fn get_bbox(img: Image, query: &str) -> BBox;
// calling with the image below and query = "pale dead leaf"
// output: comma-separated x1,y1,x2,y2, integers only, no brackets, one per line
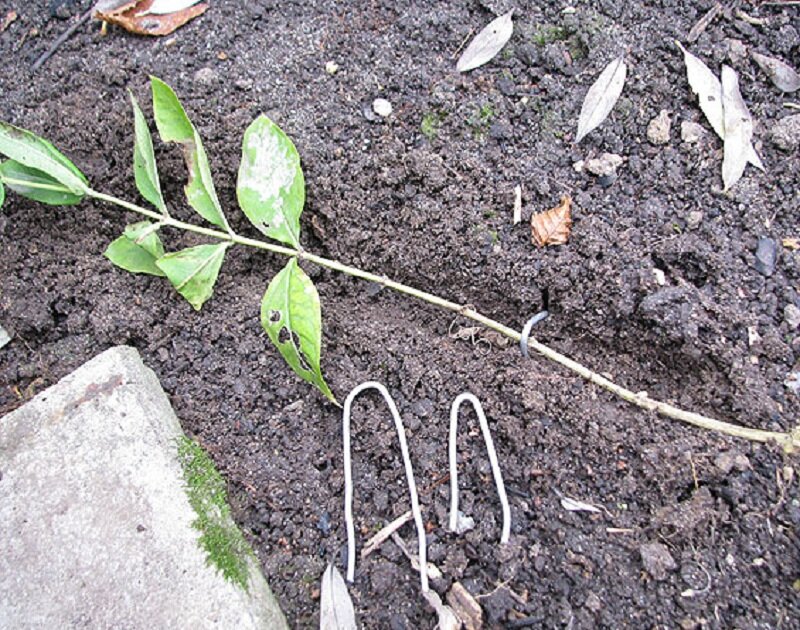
721,65,754,191
138,0,203,15
422,589,460,630
575,56,627,143
447,582,483,630
531,195,572,247
95,0,207,36
456,10,514,73
751,51,800,93
782,237,800,251
319,564,357,630
676,41,763,170
560,496,602,513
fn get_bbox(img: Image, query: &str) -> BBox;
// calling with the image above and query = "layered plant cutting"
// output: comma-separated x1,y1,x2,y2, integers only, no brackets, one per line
0,77,797,450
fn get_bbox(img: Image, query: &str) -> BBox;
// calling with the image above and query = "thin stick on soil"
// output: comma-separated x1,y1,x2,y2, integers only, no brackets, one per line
86,188,800,452
31,9,93,72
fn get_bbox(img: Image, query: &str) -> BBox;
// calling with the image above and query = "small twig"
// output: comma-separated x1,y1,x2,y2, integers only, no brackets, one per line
735,9,769,25
687,2,722,42
449,393,511,544
361,510,413,559
342,382,428,592
451,27,474,59
31,8,93,72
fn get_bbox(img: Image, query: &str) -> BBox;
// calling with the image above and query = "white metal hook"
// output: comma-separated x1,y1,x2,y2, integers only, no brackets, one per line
342,381,429,592
448,393,511,544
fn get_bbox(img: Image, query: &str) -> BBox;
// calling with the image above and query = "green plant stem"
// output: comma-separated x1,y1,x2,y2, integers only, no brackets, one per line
87,188,799,451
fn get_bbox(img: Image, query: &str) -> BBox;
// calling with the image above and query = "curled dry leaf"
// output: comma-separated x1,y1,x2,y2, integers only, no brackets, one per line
575,56,627,143
139,0,204,15
531,195,572,247
319,564,357,630
95,0,208,36
751,51,800,93
675,41,763,170
721,65,754,191
456,10,514,73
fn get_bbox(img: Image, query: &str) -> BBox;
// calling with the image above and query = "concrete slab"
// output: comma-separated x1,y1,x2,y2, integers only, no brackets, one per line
0,346,287,630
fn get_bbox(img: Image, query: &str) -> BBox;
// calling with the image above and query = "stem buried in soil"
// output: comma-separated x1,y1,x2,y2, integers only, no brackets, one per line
87,188,800,452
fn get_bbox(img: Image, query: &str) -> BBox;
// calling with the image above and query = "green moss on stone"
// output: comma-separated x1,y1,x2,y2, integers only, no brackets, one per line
177,436,253,591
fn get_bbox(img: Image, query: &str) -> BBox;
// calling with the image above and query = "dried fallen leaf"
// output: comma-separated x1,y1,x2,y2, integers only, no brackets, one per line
138,0,204,15
560,496,602,513
1,10,17,32
456,10,514,73
319,564,357,630
95,0,207,36
531,195,572,247
447,582,483,630
721,65,754,191
575,56,627,143
422,589,460,630
676,41,763,170
751,51,800,93
783,237,800,251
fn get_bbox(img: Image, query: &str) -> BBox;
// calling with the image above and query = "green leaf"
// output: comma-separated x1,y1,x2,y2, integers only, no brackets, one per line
0,121,88,195
0,178,5,208
261,258,335,402
104,221,167,277
237,115,304,248
156,242,230,311
130,91,167,214
0,160,84,205
150,77,229,231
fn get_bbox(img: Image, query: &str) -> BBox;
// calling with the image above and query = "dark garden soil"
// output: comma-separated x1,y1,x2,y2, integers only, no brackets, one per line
2,0,799,627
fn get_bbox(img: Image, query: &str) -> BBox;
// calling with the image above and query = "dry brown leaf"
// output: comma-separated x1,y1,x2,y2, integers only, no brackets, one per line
446,582,483,630
532,195,572,247
95,0,207,36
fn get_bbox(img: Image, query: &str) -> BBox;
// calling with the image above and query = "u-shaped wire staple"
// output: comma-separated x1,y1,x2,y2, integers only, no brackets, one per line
342,381,429,592
448,393,511,544
520,310,550,358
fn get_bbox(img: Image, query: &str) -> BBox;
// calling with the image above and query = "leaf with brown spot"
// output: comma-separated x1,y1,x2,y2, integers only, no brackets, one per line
531,195,572,247
94,0,207,36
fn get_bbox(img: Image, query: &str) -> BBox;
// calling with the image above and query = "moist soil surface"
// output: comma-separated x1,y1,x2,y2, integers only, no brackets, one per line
1,1,799,628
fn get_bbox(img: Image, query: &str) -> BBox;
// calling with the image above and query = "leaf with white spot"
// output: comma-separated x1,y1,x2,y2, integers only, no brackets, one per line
237,115,304,248
319,564,356,630
721,65,754,191
675,42,763,170
456,10,514,73
751,51,800,93
575,56,627,143
261,258,335,402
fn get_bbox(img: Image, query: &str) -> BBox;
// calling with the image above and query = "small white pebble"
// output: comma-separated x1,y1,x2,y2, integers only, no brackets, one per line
372,98,393,117
653,268,666,286
325,60,339,75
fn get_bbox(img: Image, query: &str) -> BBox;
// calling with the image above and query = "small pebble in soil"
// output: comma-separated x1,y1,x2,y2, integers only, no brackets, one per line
0,325,11,350
584,591,602,613
754,237,778,276
686,210,703,230
647,110,671,145
372,98,393,118
681,121,707,144
325,60,339,75
583,153,624,177
316,511,332,536
714,451,750,474
785,304,800,330
770,115,800,152
725,38,748,67
640,541,677,581
194,67,218,85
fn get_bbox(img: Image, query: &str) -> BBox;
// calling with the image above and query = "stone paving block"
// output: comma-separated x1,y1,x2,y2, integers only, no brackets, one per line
0,346,287,629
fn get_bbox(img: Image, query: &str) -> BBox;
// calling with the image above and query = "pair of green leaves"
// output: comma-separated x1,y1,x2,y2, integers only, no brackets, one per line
105,78,335,402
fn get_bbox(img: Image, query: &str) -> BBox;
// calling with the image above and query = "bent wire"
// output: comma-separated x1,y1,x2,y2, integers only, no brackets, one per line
448,393,511,544
520,310,550,358
342,381,429,592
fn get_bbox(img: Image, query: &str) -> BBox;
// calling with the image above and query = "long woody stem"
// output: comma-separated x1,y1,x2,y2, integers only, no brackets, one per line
87,188,799,451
